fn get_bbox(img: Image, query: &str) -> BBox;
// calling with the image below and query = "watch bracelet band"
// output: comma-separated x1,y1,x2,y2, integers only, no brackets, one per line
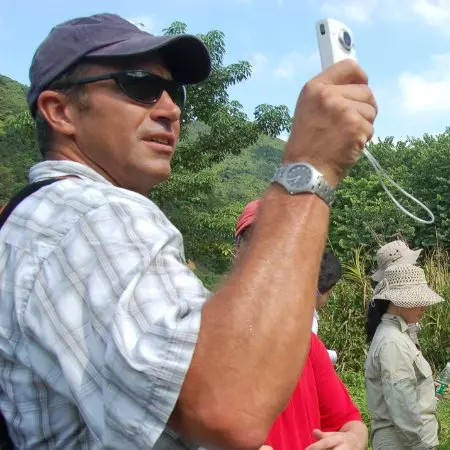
313,176,335,205
272,164,336,206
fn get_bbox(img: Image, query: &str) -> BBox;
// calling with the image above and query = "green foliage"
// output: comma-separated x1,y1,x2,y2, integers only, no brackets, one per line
330,134,450,260
319,246,449,373
254,104,292,138
0,164,15,205
151,22,292,267
175,135,283,271
194,265,225,291
0,110,40,192
0,75,27,122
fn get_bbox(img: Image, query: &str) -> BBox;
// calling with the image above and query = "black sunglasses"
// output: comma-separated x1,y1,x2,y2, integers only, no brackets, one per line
51,70,186,109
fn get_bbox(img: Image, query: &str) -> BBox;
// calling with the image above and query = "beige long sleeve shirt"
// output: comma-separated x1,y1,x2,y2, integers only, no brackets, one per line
365,314,439,450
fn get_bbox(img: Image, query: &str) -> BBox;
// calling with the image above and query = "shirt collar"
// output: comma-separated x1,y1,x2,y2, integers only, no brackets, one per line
29,160,112,185
381,313,409,333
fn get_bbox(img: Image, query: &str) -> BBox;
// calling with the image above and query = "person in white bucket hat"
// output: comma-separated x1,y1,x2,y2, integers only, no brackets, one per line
364,264,444,450
371,240,422,283
372,240,424,347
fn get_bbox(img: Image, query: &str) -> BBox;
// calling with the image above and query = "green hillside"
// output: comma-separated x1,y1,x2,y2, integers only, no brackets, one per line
1,72,450,271
0,75,27,123
0,74,285,263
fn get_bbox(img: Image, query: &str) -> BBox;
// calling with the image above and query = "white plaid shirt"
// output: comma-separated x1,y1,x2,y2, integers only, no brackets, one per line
0,160,210,449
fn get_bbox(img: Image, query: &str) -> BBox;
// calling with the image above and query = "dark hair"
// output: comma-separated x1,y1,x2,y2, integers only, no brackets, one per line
318,251,343,294
35,64,90,157
365,299,390,343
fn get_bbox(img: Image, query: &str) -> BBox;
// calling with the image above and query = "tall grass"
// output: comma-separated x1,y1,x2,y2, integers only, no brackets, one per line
319,245,450,373
321,246,450,448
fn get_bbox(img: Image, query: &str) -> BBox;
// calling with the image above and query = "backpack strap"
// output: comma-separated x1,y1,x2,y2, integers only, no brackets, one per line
0,176,76,229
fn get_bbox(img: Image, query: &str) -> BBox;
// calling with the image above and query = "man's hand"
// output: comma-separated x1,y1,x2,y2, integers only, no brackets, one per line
305,429,366,450
284,59,377,186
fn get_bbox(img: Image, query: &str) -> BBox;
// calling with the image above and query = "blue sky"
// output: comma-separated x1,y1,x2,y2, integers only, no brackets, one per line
1,0,450,141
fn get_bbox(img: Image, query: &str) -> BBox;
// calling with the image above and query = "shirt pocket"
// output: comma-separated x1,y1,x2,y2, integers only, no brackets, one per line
414,353,437,414
414,354,432,380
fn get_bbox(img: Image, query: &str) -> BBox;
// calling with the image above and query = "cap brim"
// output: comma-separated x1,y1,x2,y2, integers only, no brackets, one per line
88,34,211,84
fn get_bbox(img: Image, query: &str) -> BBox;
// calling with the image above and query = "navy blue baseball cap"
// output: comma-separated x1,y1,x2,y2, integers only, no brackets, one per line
27,13,212,116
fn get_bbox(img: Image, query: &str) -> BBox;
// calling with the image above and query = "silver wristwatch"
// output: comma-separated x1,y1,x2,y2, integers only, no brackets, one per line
271,163,336,206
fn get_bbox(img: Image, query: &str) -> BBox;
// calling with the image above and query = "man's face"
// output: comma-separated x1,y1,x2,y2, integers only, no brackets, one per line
67,59,181,194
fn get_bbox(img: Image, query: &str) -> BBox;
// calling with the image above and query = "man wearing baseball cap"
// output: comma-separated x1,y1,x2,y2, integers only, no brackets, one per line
0,12,377,449
235,200,368,450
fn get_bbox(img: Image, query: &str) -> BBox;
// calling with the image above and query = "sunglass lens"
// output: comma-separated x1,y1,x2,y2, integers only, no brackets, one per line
119,72,185,108
118,73,161,104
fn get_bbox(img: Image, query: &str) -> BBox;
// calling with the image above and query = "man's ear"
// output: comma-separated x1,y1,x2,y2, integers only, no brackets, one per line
36,90,77,137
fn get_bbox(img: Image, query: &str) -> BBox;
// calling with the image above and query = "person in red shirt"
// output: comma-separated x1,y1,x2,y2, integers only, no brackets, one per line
235,200,368,450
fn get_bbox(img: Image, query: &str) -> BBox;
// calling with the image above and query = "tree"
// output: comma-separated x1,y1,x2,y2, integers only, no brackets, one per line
0,75,27,122
0,111,40,192
151,22,292,267
329,133,450,261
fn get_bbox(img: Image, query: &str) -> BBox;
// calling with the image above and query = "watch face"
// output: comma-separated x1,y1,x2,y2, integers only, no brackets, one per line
286,165,312,188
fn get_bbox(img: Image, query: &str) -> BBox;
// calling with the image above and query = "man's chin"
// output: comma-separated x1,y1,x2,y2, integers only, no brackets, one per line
144,166,172,191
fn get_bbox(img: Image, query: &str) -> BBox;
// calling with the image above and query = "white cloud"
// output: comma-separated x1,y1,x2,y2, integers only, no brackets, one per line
249,52,268,75
398,53,450,114
273,51,317,79
318,0,450,28
127,16,155,33
320,0,380,23
411,0,450,29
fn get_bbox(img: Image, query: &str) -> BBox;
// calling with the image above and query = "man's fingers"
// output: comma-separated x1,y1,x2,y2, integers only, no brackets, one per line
307,430,346,449
336,85,378,113
350,100,378,124
316,59,368,86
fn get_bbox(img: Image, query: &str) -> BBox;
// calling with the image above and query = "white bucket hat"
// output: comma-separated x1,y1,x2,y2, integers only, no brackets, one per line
372,240,422,282
372,264,444,308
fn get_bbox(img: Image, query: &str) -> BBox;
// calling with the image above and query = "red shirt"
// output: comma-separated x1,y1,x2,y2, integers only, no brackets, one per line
265,333,361,450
